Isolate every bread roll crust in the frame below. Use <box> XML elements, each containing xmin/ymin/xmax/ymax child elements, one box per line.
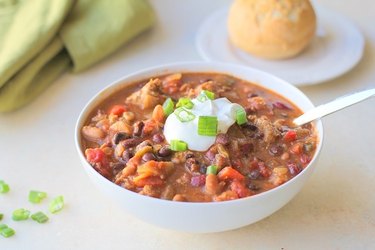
<box><xmin>228</xmin><ymin>0</ymin><xmax>317</xmax><ymax>59</ymax></box>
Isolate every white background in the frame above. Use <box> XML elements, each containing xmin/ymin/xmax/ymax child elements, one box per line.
<box><xmin>1</xmin><ymin>0</ymin><xmax>375</xmax><ymax>249</ymax></box>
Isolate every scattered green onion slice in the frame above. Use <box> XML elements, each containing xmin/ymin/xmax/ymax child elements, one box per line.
<box><xmin>206</xmin><ymin>165</ymin><xmax>218</xmax><ymax>175</ymax></box>
<box><xmin>162</xmin><ymin>98</ymin><xmax>174</xmax><ymax>116</ymax></box>
<box><xmin>174</xmin><ymin>107</ymin><xmax>196</xmax><ymax>122</ymax></box>
<box><xmin>176</xmin><ymin>97</ymin><xmax>194</xmax><ymax>109</ymax></box>
<box><xmin>31</xmin><ymin>211</ymin><xmax>49</xmax><ymax>224</ymax></box>
<box><xmin>235</xmin><ymin>107</ymin><xmax>247</xmax><ymax>125</ymax></box>
<box><xmin>12</xmin><ymin>208</ymin><xmax>30</xmax><ymax>221</ymax></box>
<box><xmin>197</xmin><ymin>90</ymin><xmax>215</xmax><ymax>102</ymax></box>
<box><xmin>48</xmin><ymin>196</ymin><xmax>64</xmax><ymax>214</ymax></box>
<box><xmin>198</xmin><ymin>116</ymin><xmax>218</xmax><ymax>136</ymax></box>
<box><xmin>28</xmin><ymin>190</ymin><xmax>47</xmax><ymax>204</ymax></box>
<box><xmin>0</xmin><ymin>225</ymin><xmax>15</xmax><ymax>238</ymax></box>
<box><xmin>0</xmin><ymin>180</ymin><xmax>10</xmax><ymax>193</ymax></box>
<box><xmin>170</xmin><ymin>140</ymin><xmax>188</xmax><ymax>151</ymax></box>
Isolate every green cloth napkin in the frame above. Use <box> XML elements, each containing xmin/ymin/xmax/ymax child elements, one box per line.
<box><xmin>0</xmin><ymin>0</ymin><xmax>154</xmax><ymax>112</ymax></box>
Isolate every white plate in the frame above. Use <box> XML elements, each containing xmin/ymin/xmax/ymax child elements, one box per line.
<box><xmin>196</xmin><ymin>5</ymin><xmax>364</xmax><ymax>86</ymax></box>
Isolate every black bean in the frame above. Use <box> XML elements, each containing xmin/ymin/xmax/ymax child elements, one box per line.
<box><xmin>215</xmin><ymin>133</ymin><xmax>230</xmax><ymax>145</ymax></box>
<box><xmin>121</xmin><ymin>138</ymin><xmax>139</xmax><ymax>148</ymax></box>
<box><xmin>142</xmin><ymin>152</ymin><xmax>156</xmax><ymax>162</ymax></box>
<box><xmin>122</xmin><ymin>149</ymin><xmax>133</xmax><ymax>163</ymax></box>
<box><xmin>158</xmin><ymin>146</ymin><xmax>172</xmax><ymax>157</ymax></box>
<box><xmin>185</xmin><ymin>152</ymin><xmax>195</xmax><ymax>159</ymax></box>
<box><xmin>248</xmin><ymin>183</ymin><xmax>260</xmax><ymax>191</ymax></box>
<box><xmin>112</xmin><ymin>132</ymin><xmax>130</xmax><ymax>145</ymax></box>
<box><xmin>269</xmin><ymin>145</ymin><xmax>283</xmax><ymax>156</ymax></box>
<box><xmin>248</xmin><ymin>169</ymin><xmax>260</xmax><ymax>180</ymax></box>
<box><xmin>242</xmin><ymin>122</ymin><xmax>258</xmax><ymax>131</ymax></box>
<box><xmin>152</xmin><ymin>133</ymin><xmax>165</xmax><ymax>143</ymax></box>
<box><xmin>112</xmin><ymin>162</ymin><xmax>125</xmax><ymax>176</ymax></box>
<box><xmin>133</xmin><ymin>121</ymin><xmax>144</xmax><ymax>137</ymax></box>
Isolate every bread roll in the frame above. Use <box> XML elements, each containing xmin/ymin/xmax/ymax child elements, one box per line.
<box><xmin>227</xmin><ymin>0</ymin><xmax>316</xmax><ymax>59</ymax></box>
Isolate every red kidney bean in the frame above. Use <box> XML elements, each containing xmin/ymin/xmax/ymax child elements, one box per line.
<box><xmin>112</xmin><ymin>162</ymin><xmax>125</xmax><ymax>176</ymax></box>
<box><xmin>300</xmin><ymin>154</ymin><xmax>311</xmax><ymax>164</ymax></box>
<box><xmin>112</xmin><ymin>132</ymin><xmax>130</xmax><ymax>145</ymax></box>
<box><xmin>272</xmin><ymin>101</ymin><xmax>291</xmax><ymax>110</ymax></box>
<box><xmin>121</xmin><ymin>138</ymin><xmax>139</xmax><ymax>148</ymax></box>
<box><xmin>190</xmin><ymin>175</ymin><xmax>206</xmax><ymax>187</ymax></box>
<box><xmin>133</xmin><ymin>121</ymin><xmax>144</xmax><ymax>137</ymax></box>
<box><xmin>142</xmin><ymin>152</ymin><xmax>156</xmax><ymax>162</ymax></box>
<box><xmin>121</xmin><ymin>149</ymin><xmax>133</xmax><ymax>163</ymax></box>
<box><xmin>152</xmin><ymin>133</ymin><xmax>165</xmax><ymax>143</ymax></box>
<box><xmin>287</xmin><ymin>162</ymin><xmax>301</xmax><ymax>175</ymax></box>
<box><xmin>269</xmin><ymin>145</ymin><xmax>283</xmax><ymax>156</ymax></box>
<box><xmin>158</xmin><ymin>146</ymin><xmax>172</xmax><ymax>157</ymax></box>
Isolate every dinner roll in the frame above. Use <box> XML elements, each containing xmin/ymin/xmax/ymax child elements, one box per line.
<box><xmin>227</xmin><ymin>0</ymin><xmax>316</xmax><ymax>59</ymax></box>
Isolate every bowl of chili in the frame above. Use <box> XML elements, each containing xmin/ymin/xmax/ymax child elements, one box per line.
<box><xmin>75</xmin><ymin>62</ymin><xmax>323</xmax><ymax>233</ymax></box>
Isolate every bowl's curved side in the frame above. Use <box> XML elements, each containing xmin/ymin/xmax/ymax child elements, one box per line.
<box><xmin>75</xmin><ymin>61</ymin><xmax>324</xmax><ymax>233</ymax></box>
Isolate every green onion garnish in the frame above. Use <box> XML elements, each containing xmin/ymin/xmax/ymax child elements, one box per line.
<box><xmin>0</xmin><ymin>225</ymin><xmax>15</xmax><ymax>238</ymax></box>
<box><xmin>235</xmin><ymin>107</ymin><xmax>247</xmax><ymax>125</ymax></box>
<box><xmin>174</xmin><ymin>107</ymin><xmax>196</xmax><ymax>122</ymax></box>
<box><xmin>28</xmin><ymin>190</ymin><xmax>47</xmax><ymax>204</ymax></box>
<box><xmin>197</xmin><ymin>90</ymin><xmax>215</xmax><ymax>102</ymax></box>
<box><xmin>162</xmin><ymin>98</ymin><xmax>175</xmax><ymax>116</ymax></box>
<box><xmin>176</xmin><ymin>97</ymin><xmax>194</xmax><ymax>109</ymax></box>
<box><xmin>0</xmin><ymin>180</ymin><xmax>10</xmax><ymax>193</ymax></box>
<box><xmin>31</xmin><ymin>212</ymin><xmax>49</xmax><ymax>224</ymax></box>
<box><xmin>206</xmin><ymin>165</ymin><xmax>218</xmax><ymax>175</ymax></box>
<box><xmin>170</xmin><ymin>140</ymin><xmax>188</xmax><ymax>151</ymax></box>
<box><xmin>48</xmin><ymin>196</ymin><xmax>64</xmax><ymax>214</ymax></box>
<box><xmin>12</xmin><ymin>208</ymin><xmax>30</xmax><ymax>221</ymax></box>
<box><xmin>198</xmin><ymin>116</ymin><xmax>218</xmax><ymax>136</ymax></box>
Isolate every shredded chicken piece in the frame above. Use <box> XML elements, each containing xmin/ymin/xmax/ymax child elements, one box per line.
<box><xmin>126</xmin><ymin>78</ymin><xmax>165</xmax><ymax>109</ymax></box>
<box><xmin>248</xmin><ymin>115</ymin><xmax>280</xmax><ymax>144</ymax></box>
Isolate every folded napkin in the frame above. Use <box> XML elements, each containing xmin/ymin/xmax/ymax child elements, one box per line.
<box><xmin>0</xmin><ymin>0</ymin><xmax>155</xmax><ymax>112</ymax></box>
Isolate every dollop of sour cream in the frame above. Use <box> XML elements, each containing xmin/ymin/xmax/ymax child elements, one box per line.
<box><xmin>163</xmin><ymin>97</ymin><xmax>243</xmax><ymax>151</ymax></box>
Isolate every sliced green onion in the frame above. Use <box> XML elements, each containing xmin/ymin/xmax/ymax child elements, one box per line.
<box><xmin>176</xmin><ymin>97</ymin><xmax>194</xmax><ymax>109</ymax></box>
<box><xmin>170</xmin><ymin>140</ymin><xmax>188</xmax><ymax>151</ymax></box>
<box><xmin>235</xmin><ymin>107</ymin><xmax>247</xmax><ymax>125</ymax></box>
<box><xmin>28</xmin><ymin>190</ymin><xmax>47</xmax><ymax>204</ymax></box>
<box><xmin>198</xmin><ymin>116</ymin><xmax>218</xmax><ymax>136</ymax></box>
<box><xmin>0</xmin><ymin>180</ymin><xmax>10</xmax><ymax>193</ymax></box>
<box><xmin>31</xmin><ymin>211</ymin><xmax>49</xmax><ymax>224</ymax></box>
<box><xmin>174</xmin><ymin>107</ymin><xmax>195</xmax><ymax>122</ymax></box>
<box><xmin>197</xmin><ymin>90</ymin><xmax>215</xmax><ymax>102</ymax></box>
<box><xmin>0</xmin><ymin>225</ymin><xmax>15</xmax><ymax>238</ymax></box>
<box><xmin>12</xmin><ymin>208</ymin><xmax>30</xmax><ymax>221</ymax></box>
<box><xmin>48</xmin><ymin>196</ymin><xmax>64</xmax><ymax>214</ymax></box>
<box><xmin>206</xmin><ymin>165</ymin><xmax>218</xmax><ymax>175</ymax></box>
<box><xmin>162</xmin><ymin>98</ymin><xmax>174</xmax><ymax>116</ymax></box>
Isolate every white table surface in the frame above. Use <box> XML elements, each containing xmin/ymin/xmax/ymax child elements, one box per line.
<box><xmin>1</xmin><ymin>0</ymin><xmax>375</xmax><ymax>249</ymax></box>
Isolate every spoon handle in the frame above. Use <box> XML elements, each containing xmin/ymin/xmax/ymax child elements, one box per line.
<box><xmin>294</xmin><ymin>88</ymin><xmax>375</xmax><ymax>126</ymax></box>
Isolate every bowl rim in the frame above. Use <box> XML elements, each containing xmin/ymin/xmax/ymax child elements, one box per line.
<box><xmin>74</xmin><ymin>61</ymin><xmax>324</xmax><ymax>206</ymax></box>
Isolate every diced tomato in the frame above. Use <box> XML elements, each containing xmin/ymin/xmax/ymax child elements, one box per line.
<box><xmin>85</xmin><ymin>148</ymin><xmax>106</xmax><ymax>164</ymax></box>
<box><xmin>109</xmin><ymin>105</ymin><xmax>127</xmax><ymax>116</ymax></box>
<box><xmin>230</xmin><ymin>180</ymin><xmax>252</xmax><ymax>198</ymax></box>
<box><xmin>134</xmin><ymin>176</ymin><xmax>163</xmax><ymax>187</ymax></box>
<box><xmin>217</xmin><ymin>167</ymin><xmax>245</xmax><ymax>181</ymax></box>
<box><xmin>283</xmin><ymin>130</ymin><xmax>297</xmax><ymax>142</ymax></box>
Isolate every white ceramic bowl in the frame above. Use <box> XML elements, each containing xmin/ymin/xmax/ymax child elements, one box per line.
<box><xmin>75</xmin><ymin>62</ymin><xmax>324</xmax><ymax>233</ymax></box>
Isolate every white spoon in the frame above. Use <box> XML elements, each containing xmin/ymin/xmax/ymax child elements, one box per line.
<box><xmin>294</xmin><ymin>88</ymin><xmax>375</xmax><ymax>126</ymax></box>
